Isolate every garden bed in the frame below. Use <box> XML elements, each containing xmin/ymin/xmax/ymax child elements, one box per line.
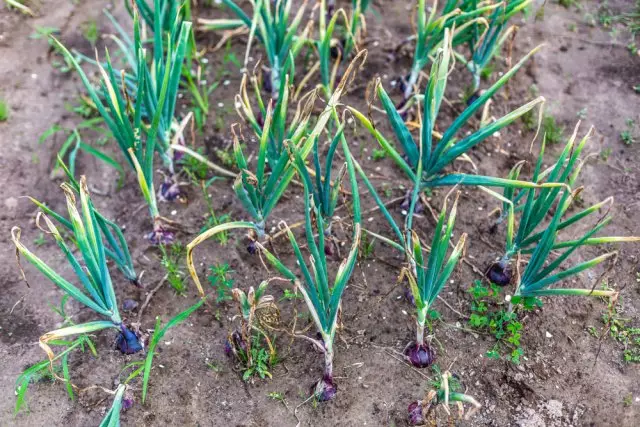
<box><xmin>0</xmin><ymin>0</ymin><xmax>639</xmax><ymax>425</ymax></box>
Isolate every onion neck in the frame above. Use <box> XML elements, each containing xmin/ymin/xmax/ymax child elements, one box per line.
<box><xmin>322</xmin><ymin>336</ymin><xmax>333</xmax><ymax>379</ymax></box>
<box><xmin>404</xmin><ymin>65</ymin><xmax>421</xmax><ymax>101</ymax></box>
<box><xmin>415</xmin><ymin>308</ymin><xmax>427</xmax><ymax>346</ymax></box>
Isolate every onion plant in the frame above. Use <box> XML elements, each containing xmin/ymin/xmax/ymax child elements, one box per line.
<box><xmin>316</xmin><ymin>0</ymin><xmax>347</xmax><ymax>96</ymax></box>
<box><xmin>352</xmin><ymin>147</ymin><xmax>466</xmax><ymax>368</ymax></box>
<box><xmin>185</xmin><ymin>51</ymin><xmax>367</xmax><ymax>276</ymax></box>
<box><xmin>511</xmin><ymin>186</ymin><xmax>639</xmax><ymax>305</ymax></box>
<box><xmin>457</xmin><ymin>0</ymin><xmax>532</xmax><ymax>94</ymax></box>
<box><xmin>350</xmin><ymin>30</ymin><xmax>549</xmax><ymax>201</ymax></box>
<box><xmin>27</xmin><ymin>160</ymin><xmax>140</xmax><ymax>286</ymax></box>
<box><xmin>226</xmin><ymin>280</ymin><xmax>278</xmax><ymax>379</ymax></box>
<box><xmin>79</xmin><ymin>7</ymin><xmax>192</xmax><ymax>172</ymax></box>
<box><xmin>11</xmin><ymin>177</ymin><xmax>143</xmax><ymax>360</ymax></box>
<box><xmin>408</xmin><ymin>369</ymin><xmax>481</xmax><ymax>424</ymax></box>
<box><xmin>401</xmin><ymin>193</ymin><xmax>467</xmax><ymax>367</ymax></box>
<box><xmin>99</xmin><ymin>384</ymin><xmax>129</xmax><ymax>427</ymax></box>
<box><xmin>198</xmin><ymin>0</ymin><xmax>310</xmax><ymax>98</ymax></box>
<box><xmin>289</xmin><ymin>123</ymin><xmax>347</xmax><ymax>241</ymax></box>
<box><xmin>235</xmin><ymin>70</ymin><xmax>314</xmax><ymax>166</ymax></box>
<box><xmin>400</xmin><ymin>0</ymin><xmax>499</xmax><ymax>101</ymax></box>
<box><xmin>230</xmin><ymin>98</ymin><xmax>312</xmax><ymax>244</ymax></box>
<box><xmin>254</xmin><ymin>157</ymin><xmax>361</xmax><ymax>400</ymax></box>
<box><xmin>486</xmin><ymin>124</ymin><xmax>605</xmax><ymax>285</ymax></box>
<box><xmin>343</xmin><ymin>0</ymin><xmax>370</xmax><ymax>58</ymax></box>
<box><xmin>128</xmin><ymin>0</ymin><xmax>185</xmax><ymax>33</ymax></box>
<box><xmin>52</xmin><ymin>10</ymin><xmax>191</xmax><ymax>242</ymax></box>
<box><xmin>15</xmin><ymin>333</ymin><xmax>97</xmax><ymax>415</ymax></box>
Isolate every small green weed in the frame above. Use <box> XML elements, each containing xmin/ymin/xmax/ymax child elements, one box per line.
<box><xmin>595</xmin><ymin>294</ymin><xmax>640</xmax><ymax>363</ymax></box>
<box><xmin>81</xmin><ymin>20</ymin><xmax>98</xmax><ymax>47</ymax></box>
<box><xmin>279</xmin><ymin>288</ymin><xmax>302</xmax><ymax>302</ymax></box>
<box><xmin>207</xmin><ymin>263</ymin><xmax>234</xmax><ymax>303</ymax></box>
<box><xmin>467</xmin><ymin>280</ymin><xmax>541</xmax><ymax>363</ymax></box>
<box><xmin>0</xmin><ymin>98</ymin><xmax>9</xmax><ymax>121</ymax></box>
<box><xmin>359</xmin><ymin>232</ymin><xmax>376</xmax><ymax>260</ymax></box>
<box><xmin>621</xmin><ymin>119</ymin><xmax>636</xmax><ymax>145</ymax></box>
<box><xmin>242</xmin><ymin>344</ymin><xmax>273</xmax><ymax>381</ymax></box>
<box><xmin>372</xmin><ymin>148</ymin><xmax>387</xmax><ymax>161</ymax></box>
<box><xmin>542</xmin><ymin>114</ymin><xmax>565</xmax><ymax>144</ymax></box>
<box><xmin>159</xmin><ymin>244</ymin><xmax>187</xmax><ymax>295</ymax></box>
<box><xmin>180</xmin><ymin>147</ymin><xmax>209</xmax><ymax>180</ymax></box>
<box><xmin>577</xmin><ymin>107</ymin><xmax>588</xmax><ymax>119</ymax></box>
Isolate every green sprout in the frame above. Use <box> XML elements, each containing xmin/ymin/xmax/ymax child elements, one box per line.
<box><xmin>542</xmin><ymin>114</ymin><xmax>565</xmax><ymax>144</ymax></box>
<box><xmin>208</xmin><ymin>263</ymin><xmax>235</xmax><ymax>303</ymax></box>
<box><xmin>159</xmin><ymin>244</ymin><xmax>187</xmax><ymax>294</ymax></box>
<box><xmin>11</xmin><ymin>176</ymin><xmax>144</xmax><ymax>362</ymax></box>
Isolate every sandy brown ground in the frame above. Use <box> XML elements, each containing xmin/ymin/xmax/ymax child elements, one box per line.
<box><xmin>1</xmin><ymin>0</ymin><xmax>639</xmax><ymax>426</ymax></box>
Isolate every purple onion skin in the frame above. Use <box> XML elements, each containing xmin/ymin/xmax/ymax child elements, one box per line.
<box><xmin>404</xmin><ymin>287</ymin><xmax>415</xmax><ymax>305</ymax></box>
<box><xmin>487</xmin><ymin>262</ymin><xmax>512</xmax><ymax>287</ymax></box>
<box><xmin>158</xmin><ymin>179</ymin><xmax>182</xmax><ymax>202</ymax></box>
<box><xmin>225</xmin><ymin>330</ymin><xmax>248</xmax><ymax>358</ymax></box>
<box><xmin>146</xmin><ymin>227</ymin><xmax>174</xmax><ymax>245</ymax></box>
<box><xmin>122</xmin><ymin>393</ymin><xmax>134</xmax><ymax>410</ymax></box>
<box><xmin>116</xmin><ymin>325</ymin><xmax>143</xmax><ymax>355</ymax></box>
<box><xmin>466</xmin><ymin>91</ymin><xmax>480</xmax><ymax>106</ymax></box>
<box><xmin>408</xmin><ymin>401</ymin><xmax>425</xmax><ymax>425</ymax></box>
<box><xmin>400</xmin><ymin>190</ymin><xmax>424</xmax><ymax>215</ymax></box>
<box><xmin>314</xmin><ymin>376</ymin><xmax>337</xmax><ymax>402</ymax></box>
<box><xmin>247</xmin><ymin>241</ymin><xmax>258</xmax><ymax>255</ymax></box>
<box><xmin>324</xmin><ymin>240</ymin><xmax>335</xmax><ymax>257</ymax></box>
<box><xmin>403</xmin><ymin>342</ymin><xmax>435</xmax><ymax>368</ymax></box>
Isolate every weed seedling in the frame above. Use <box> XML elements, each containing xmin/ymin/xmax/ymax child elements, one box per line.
<box><xmin>208</xmin><ymin>263</ymin><xmax>235</xmax><ymax>303</ymax></box>
<box><xmin>621</xmin><ymin>118</ymin><xmax>636</xmax><ymax>145</ymax></box>
<box><xmin>467</xmin><ymin>280</ymin><xmax>535</xmax><ymax>363</ymax></box>
<box><xmin>159</xmin><ymin>244</ymin><xmax>187</xmax><ymax>295</ymax></box>
<box><xmin>0</xmin><ymin>98</ymin><xmax>9</xmax><ymax>121</ymax></box>
<box><xmin>542</xmin><ymin>114</ymin><xmax>565</xmax><ymax>144</ymax></box>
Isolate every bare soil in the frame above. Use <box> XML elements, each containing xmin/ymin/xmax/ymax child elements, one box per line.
<box><xmin>1</xmin><ymin>1</ymin><xmax>639</xmax><ymax>426</ymax></box>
